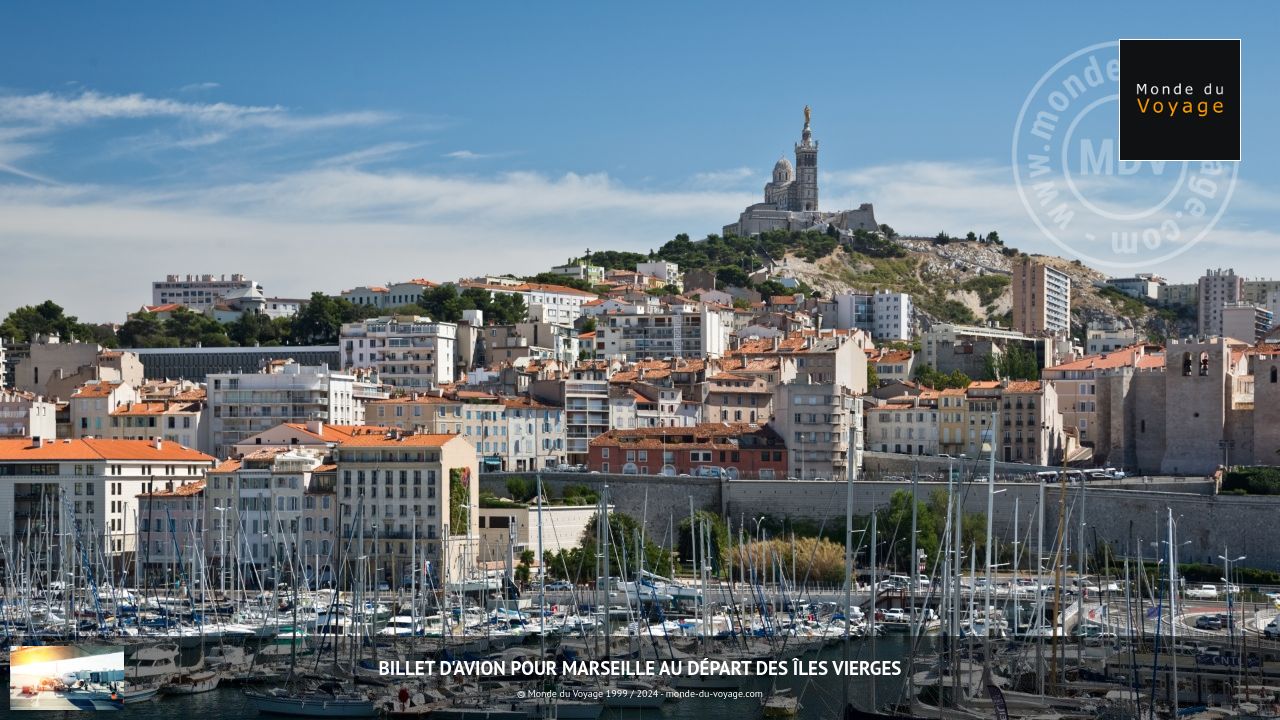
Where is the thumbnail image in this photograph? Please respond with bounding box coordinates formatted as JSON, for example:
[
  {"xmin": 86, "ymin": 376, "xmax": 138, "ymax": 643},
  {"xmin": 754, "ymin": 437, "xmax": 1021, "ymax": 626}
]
[{"xmin": 10, "ymin": 645, "xmax": 126, "ymax": 711}]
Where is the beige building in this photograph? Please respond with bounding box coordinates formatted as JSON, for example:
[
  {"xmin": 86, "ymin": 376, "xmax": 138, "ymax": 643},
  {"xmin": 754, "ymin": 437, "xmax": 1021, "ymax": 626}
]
[
  {"xmin": 333, "ymin": 431, "xmax": 478, "ymax": 589},
  {"xmin": 16, "ymin": 342, "xmax": 143, "ymax": 401},
  {"xmin": 476, "ymin": 502, "xmax": 604, "ymax": 570},
  {"xmin": 769, "ymin": 379, "xmax": 862, "ymax": 480},
  {"xmin": 703, "ymin": 372, "xmax": 773, "ymax": 424},
  {"xmin": 1012, "ymin": 257, "xmax": 1071, "ymax": 337},
  {"xmin": 997, "ymin": 380, "xmax": 1064, "ymax": 465},
  {"xmin": 1041, "ymin": 344, "xmax": 1164, "ymax": 456}
]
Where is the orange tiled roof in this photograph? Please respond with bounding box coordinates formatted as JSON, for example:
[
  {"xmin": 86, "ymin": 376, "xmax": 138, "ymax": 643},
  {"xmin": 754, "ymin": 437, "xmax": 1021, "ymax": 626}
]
[
  {"xmin": 1046, "ymin": 344, "xmax": 1165, "ymax": 373},
  {"xmin": 279, "ymin": 423, "xmax": 396, "ymax": 442},
  {"xmin": 0, "ymin": 438, "xmax": 213, "ymax": 462},
  {"xmin": 72, "ymin": 383, "xmax": 122, "ymax": 399},
  {"xmin": 111, "ymin": 401, "xmax": 200, "ymax": 416},
  {"xmin": 1004, "ymin": 380, "xmax": 1043, "ymax": 393},
  {"xmin": 139, "ymin": 479, "xmax": 206, "ymax": 498},
  {"xmin": 209, "ymin": 458, "xmax": 243, "ymax": 473},
  {"xmin": 337, "ymin": 432, "xmax": 457, "ymax": 448}
]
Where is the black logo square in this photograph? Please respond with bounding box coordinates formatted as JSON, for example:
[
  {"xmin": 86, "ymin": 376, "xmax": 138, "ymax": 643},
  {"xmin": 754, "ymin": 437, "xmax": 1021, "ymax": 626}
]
[{"xmin": 1119, "ymin": 39, "xmax": 1240, "ymax": 161}]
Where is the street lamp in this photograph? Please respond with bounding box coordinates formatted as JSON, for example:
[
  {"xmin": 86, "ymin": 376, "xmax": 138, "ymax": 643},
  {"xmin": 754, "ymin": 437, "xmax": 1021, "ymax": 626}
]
[{"xmin": 1217, "ymin": 552, "xmax": 1246, "ymax": 645}]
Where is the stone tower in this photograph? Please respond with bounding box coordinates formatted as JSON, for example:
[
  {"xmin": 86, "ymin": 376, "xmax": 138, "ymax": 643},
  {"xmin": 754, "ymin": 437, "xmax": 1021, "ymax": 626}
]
[{"xmin": 792, "ymin": 105, "xmax": 819, "ymax": 212}]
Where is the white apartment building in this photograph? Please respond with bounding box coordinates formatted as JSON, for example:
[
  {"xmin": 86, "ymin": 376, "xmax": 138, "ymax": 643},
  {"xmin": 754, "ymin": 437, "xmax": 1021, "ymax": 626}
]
[
  {"xmin": 204, "ymin": 448, "xmax": 327, "ymax": 585},
  {"xmin": 339, "ymin": 279, "xmax": 438, "ymax": 309},
  {"xmin": 635, "ymin": 261, "xmax": 681, "ymax": 287},
  {"xmin": 871, "ymin": 290, "xmax": 913, "ymax": 341},
  {"xmin": 867, "ymin": 397, "xmax": 940, "ymax": 456},
  {"xmin": 340, "ymin": 316, "xmax": 457, "ymax": 389},
  {"xmin": 152, "ymin": 274, "xmax": 259, "ymax": 311},
  {"xmin": 1085, "ymin": 322, "xmax": 1138, "ymax": 355},
  {"xmin": 208, "ymin": 362, "xmax": 362, "ymax": 458},
  {"xmin": 0, "ymin": 389, "xmax": 56, "ymax": 439},
  {"xmin": 530, "ymin": 365, "xmax": 611, "ymax": 464},
  {"xmin": 595, "ymin": 303, "xmax": 730, "ymax": 361},
  {"xmin": 0, "ymin": 437, "xmax": 215, "ymax": 570}
]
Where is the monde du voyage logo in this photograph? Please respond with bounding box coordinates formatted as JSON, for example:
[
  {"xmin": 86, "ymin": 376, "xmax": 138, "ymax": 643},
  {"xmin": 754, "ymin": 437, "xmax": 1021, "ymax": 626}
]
[{"xmin": 1013, "ymin": 40, "xmax": 1240, "ymax": 269}]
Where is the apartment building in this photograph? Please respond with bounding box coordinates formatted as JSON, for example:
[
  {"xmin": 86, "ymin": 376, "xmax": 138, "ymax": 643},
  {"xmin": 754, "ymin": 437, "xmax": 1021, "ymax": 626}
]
[
  {"xmin": 997, "ymin": 380, "xmax": 1063, "ymax": 465},
  {"xmin": 203, "ymin": 448, "xmax": 328, "ymax": 588},
  {"xmin": 0, "ymin": 388, "xmax": 56, "ymax": 439},
  {"xmin": 340, "ymin": 315, "xmax": 457, "ymax": 389},
  {"xmin": 770, "ymin": 380, "xmax": 862, "ymax": 481},
  {"xmin": 366, "ymin": 392, "xmax": 567, "ymax": 471},
  {"xmin": 208, "ymin": 362, "xmax": 364, "ymax": 458},
  {"xmin": 1198, "ymin": 268, "xmax": 1244, "ymax": 337},
  {"xmin": 16, "ymin": 342, "xmax": 144, "ymax": 401},
  {"xmin": 334, "ymin": 431, "xmax": 478, "ymax": 589},
  {"xmin": 595, "ymin": 302, "xmax": 730, "ymax": 361},
  {"xmin": 339, "ymin": 279, "xmax": 438, "ymax": 309},
  {"xmin": 1012, "ymin": 257, "xmax": 1071, "ymax": 336},
  {"xmin": 867, "ymin": 393, "xmax": 939, "ymax": 456},
  {"xmin": 135, "ymin": 479, "xmax": 206, "ymax": 583},
  {"xmin": 530, "ymin": 364, "xmax": 612, "ymax": 465},
  {"xmin": 0, "ymin": 437, "xmax": 214, "ymax": 573},
  {"xmin": 733, "ymin": 331, "xmax": 869, "ymax": 394},
  {"xmin": 703, "ymin": 372, "xmax": 773, "ymax": 424},
  {"xmin": 1221, "ymin": 303, "xmax": 1273, "ymax": 343}
]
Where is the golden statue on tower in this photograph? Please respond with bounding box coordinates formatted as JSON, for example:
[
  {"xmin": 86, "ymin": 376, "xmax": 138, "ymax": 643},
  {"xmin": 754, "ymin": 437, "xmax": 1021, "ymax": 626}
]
[{"xmin": 804, "ymin": 105, "xmax": 811, "ymax": 125}]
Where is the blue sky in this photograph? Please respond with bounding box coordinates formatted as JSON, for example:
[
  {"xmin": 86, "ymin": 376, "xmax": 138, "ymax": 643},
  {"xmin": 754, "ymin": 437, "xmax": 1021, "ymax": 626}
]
[{"xmin": 1, "ymin": 2, "xmax": 1277, "ymax": 321}]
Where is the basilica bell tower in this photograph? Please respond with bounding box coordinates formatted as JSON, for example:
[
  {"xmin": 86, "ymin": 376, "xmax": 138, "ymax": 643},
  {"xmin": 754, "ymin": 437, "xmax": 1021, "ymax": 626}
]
[{"xmin": 793, "ymin": 105, "xmax": 819, "ymax": 212}]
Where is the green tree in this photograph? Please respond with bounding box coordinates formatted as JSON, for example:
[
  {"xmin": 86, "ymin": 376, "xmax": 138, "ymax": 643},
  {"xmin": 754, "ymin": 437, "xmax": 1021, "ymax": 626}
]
[
  {"xmin": 117, "ymin": 312, "xmax": 166, "ymax": 347},
  {"xmin": 875, "ymin": 490, "xmax": 941, "ymax": 572},
  {"xmin": 980, "ymin": 344, "xmax": 1040, "ymax": 381},
  {"xmin": 448, "ymin": 468, "xmax": 472, "ymax": 534},
  {"xmin": 163, "ymin": 308, "xmax": 229, "ymax": 346},
  {"xmin": 419, "ymin": 285, "xmax": 465, "ymax": 323},
  {"xmin": 505, "ymin": 476, "xmax": 536, "ymax": 502},
  {"xmin": 0, "ymin": 300, "xmax": 97, "ymax": 343},
  {"xmin": 291, "ymin": 292, "xmax": 349, "ymax": 344},
  {"xmin": 867, "ymin": 363, "xmax": 880, "ymax": 389}
]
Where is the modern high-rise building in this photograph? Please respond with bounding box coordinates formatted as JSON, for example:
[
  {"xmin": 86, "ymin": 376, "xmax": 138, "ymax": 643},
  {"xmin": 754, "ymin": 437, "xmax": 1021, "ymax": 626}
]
[
  {"xmin": 1197, "ymin": 267, "xmax": 1244, "ymax": 337},
  {"xmin": 1012, "ymin": 257, "xmax": 1071, "ymax": 336}
]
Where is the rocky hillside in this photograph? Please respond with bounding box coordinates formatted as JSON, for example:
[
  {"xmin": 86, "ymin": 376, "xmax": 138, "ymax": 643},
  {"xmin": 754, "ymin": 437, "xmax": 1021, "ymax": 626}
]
[{"xmin": 770, "ymin": 235, "xmax": 1194, "ymax": 342}]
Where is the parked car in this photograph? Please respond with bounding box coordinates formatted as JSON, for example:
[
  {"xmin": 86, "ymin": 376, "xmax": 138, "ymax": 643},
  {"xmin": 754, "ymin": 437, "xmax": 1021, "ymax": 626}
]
[
  {"xmin": 1195, "ymin": 615, "xmax": 1223, "ymax": 630},
  {"xmin": 1186, "ymin": 584, "xmax": 1220, "ymax": 599},
  {"xmin": 881, "ymin": 608, "xmax": 907, "ymax": 622},
  {"xmin": 544, "ymin": 580, "xmax": 573, "ymax": 591},
  {"xmin": 1264, "ymin": 618, "xmax": 1279, "ymax": 639}
]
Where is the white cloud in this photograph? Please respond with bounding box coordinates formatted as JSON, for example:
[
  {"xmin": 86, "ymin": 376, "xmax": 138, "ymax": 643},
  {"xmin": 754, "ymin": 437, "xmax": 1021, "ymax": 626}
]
[
  {"xmin": 442, "ymin": 149, "xmax": 515, "ymax": 160},
  {"xmin": 688, "ymin": 167, "xmax": 758, "ymax": 190},
  {"xmin": 319, "ymin": 142, "xmax": 424, "ymax": 168},
  {"xmin": 179, "ymin": 82, "xmax": 221, "ymax": 92},
  {"xmin": 0, "ymin": 90, "xmax": 393, "ymax": 134}
]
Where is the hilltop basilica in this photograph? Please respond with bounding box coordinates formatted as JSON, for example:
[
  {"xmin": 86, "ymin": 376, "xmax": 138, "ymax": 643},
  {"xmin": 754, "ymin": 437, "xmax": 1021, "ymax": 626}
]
[{"xmin": 723, "ymin": 106, "xmax": 880, "ymax": 238}]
